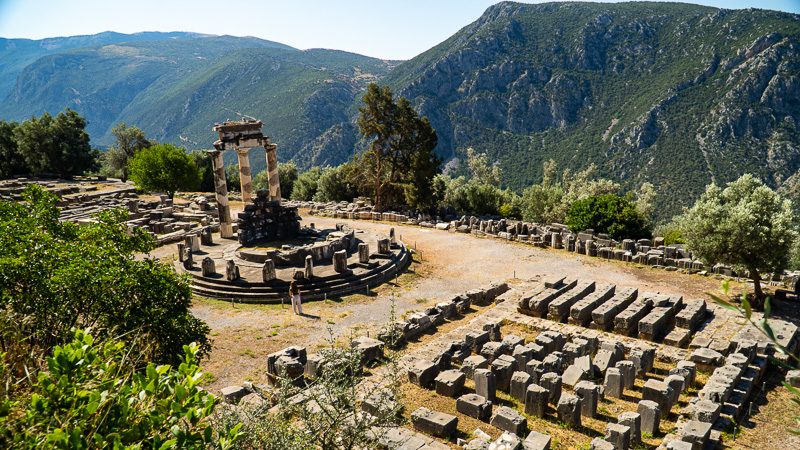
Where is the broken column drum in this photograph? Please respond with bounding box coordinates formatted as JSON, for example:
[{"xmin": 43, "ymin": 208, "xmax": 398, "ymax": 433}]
[
  {"xmin": 206, "ymin": 149, "xmax": 233, "ymax": 238},
  {"xmin": 212, "ymin": 119, "xmax": 299, "ymax": 245},
  {"xmin": 358, "ymin": 243, "xmax": 370, "ymax": 264}
]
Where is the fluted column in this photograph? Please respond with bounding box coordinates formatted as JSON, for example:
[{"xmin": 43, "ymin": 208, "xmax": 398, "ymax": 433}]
[
  {"xmin": 236, "ymin": 147, "xmax": 253, "ymax": 204},
  {"xmin": 264, "ymin": 141, "xmax": 281, "ymax": 203},
  {"xmin": 207, "ymin": 149, "xmax": 233, "ymax": 238}
]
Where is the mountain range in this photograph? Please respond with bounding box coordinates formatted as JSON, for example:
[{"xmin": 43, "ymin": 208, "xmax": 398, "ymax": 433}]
[{"xmin": 1, "ymin": 2, "xmax": 799, "ymax": 219}]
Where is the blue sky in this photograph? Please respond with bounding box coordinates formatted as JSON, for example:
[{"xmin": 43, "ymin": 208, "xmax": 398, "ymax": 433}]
[{"xmin": 0, "ymin": 0, "xmax": 797, "ymax": 60}]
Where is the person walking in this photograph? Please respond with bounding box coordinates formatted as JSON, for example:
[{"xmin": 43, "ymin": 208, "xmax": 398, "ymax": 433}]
[{"xmin": 290, "ymin": 280, "xmax": 303, "ymax": 315}]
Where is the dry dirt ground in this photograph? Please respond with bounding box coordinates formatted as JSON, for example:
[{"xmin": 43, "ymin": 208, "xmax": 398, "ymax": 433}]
[{"xmin": 149, "ymin": 212, "xmax": 800, "ymax": 449}]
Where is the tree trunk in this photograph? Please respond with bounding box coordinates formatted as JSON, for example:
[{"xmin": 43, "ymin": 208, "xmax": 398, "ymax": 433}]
[{"xmin": 751, "ymin": 267, "xmax": 765, "ymax": 310}]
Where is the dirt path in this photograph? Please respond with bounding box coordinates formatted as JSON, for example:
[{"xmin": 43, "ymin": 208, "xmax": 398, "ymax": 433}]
[{"xmin": 189, "ymin": 214, "xmax": 724, "ymax": 393}]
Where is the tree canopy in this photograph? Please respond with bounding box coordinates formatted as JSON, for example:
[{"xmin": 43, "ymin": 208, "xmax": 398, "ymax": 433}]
[
  {"xmin": 676, "ymin": 174, "xmax": 798, "ymax": 306},
  {"xmin": 129, "ymin": 143, "xmax": 201, "ymax": 198},
  {"xmin": 13, "ymin": 109, "xmax": 97, "ymax": 178},
  {"xmin": 0, "ymin": 185, "xmax": 210, "ymax": 364},
  {"xmin": 357, "ymin": 83, "xmax": 440, "ymax": 210},
  {"xmin": 566, "ymin": 194, "xmax": 652, "ymax": 240},
  {"xmin": 101, "ymin": 122, "xmax": 152, "ymax": 181}
]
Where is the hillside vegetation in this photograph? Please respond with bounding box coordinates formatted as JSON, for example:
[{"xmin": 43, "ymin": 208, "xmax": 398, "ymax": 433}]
[{"xmin": 2, "ymin": 2, "xmax": 800, "ymax": 217}]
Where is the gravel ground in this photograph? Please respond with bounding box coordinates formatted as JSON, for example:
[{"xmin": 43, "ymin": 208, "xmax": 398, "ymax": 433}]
[{"xmin": 184, "ymin": 214, "xmax": 727, "ymax": 392}]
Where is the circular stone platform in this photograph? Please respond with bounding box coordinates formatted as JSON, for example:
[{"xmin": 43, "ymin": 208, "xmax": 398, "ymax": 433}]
[{"xmin": 175, "ymin": 224, "xmax": 410, "ymax": 303}]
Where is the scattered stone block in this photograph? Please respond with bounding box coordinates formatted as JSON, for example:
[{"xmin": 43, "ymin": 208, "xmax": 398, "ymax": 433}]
[
  {"xmin": 557, "ymin": 393, "xmax": 582, "ymax": 427},
  {"xmin": 503, "ymin": 334, "xmax": 525, "ymax": 350},
  {"xmin": 362, "ymin": 389, "xmax": 400, "ymax": 417},
  {"xmin": 591, "ymin": 350, "xmax": 613, "ymax": 375},
  {"xmin": 352, "ymin": 336, "xmax": 384, "ymax": 365},
  {"xmin": 680, "ymin": 420, "xmax": 711, "ymax": 450},
  {"xmin": 510, "ymin": 371, "xmax": 533, "ymax": 403},
  {"xmin": 787, "ymin": 369, "xmax": 800, "ymax": 388},
  {"xmin": 492, "ymin": 355, "xmax": 518, "ymax": 391},
  {"xmin": 664, "ymin": 374, "xmax": 686, "ymax": 406},
  {"xmin": 618, "ymin": 412, "xmax": 641, "ymax": 447},
  {"xmin": 605, "ymin": 423, "xmax": 631, "ymax": 450},
  {"xmin": 604, "ymin": 367, "xmax": 624, "ymax": 399},
  {"xmin": 589, "ymin": 438, "xmax": 614, "ymax": 450},
  {"xmin": 483, "ymin": 321, "xmax": 502, "ymax": 341},
  {"xmin": 220, "ymin": 386, "xmax": 247, "ymax": 404},
  {"xmin": 642, "ymin": 379, "xmax": 674, "ymax": 412},
  {"xmin": 411, "ymin": 407, "xmax": 458, "ymax": 438},
  {"xmin": 201, "ymin": 257, "xmax": 216, "ymax": 276},
  {"xmin": 574, "ymin": 381, "xmax": 599, "ymax": 418},
  {"xmin": 456, "ymin": 393, "xmax": 492, "ymax": 420},
  {"xmin": 481, "ymin": 341, "xmax": 508, "ymax": 364},
  {"xmin": 466, "ymin": 330, "xmax": 491, "ymax": 353},
  {"xmin": 692, "ymin": 399, "xmax": 721, "ymax": 423},
  {"xmin": 523, "ymin": 430, "xmax": 552, "ymax": 450},
  {"xmin": 670, "ymin": 360, "xmax": 697, "ymax": 387},
  {"xmin": 475, "ymin": 368, "xmax": 497, "ymax": 402},
  {"xmin": 304, "ymin": 353, "xmax": 325, "ymax": 379},
  {"xmin": 667, "ymin": 441, "xmax": 693, "ymax": 450},
  {"xmin": 491, "ymin": 406, "xmax": 527, "ymax": 436},
  {"xmin": 539, "ymin": 372, "xmax": 562, "ymax": 404},
  {"xmin": 408, "ymin": 360, "xmax": 439, "ymax": 387},
  {"xmin": 435, "ymin": 369, "xmax": 466, "ymax": 397},
  {"xmin": 616, "ymin": 360, "xmax": 636, "ymax": 390},
  {"xmin": 638, "ymin": 400, "xmax": 661, "ymax": 435},
  {"xmin": 562, "ymin": 363, "xmax": 587, "ymax": 388},
  {"xmin": 461, "ymin": 355, "xmax": 489, "ymax": 379},
  {"xmin": 513, "ymin": 345, "xmax": 535, "ymax": 371},
  {"xmin": 525, "ymin": 384, "xmax": 549, "ymax": 417}
]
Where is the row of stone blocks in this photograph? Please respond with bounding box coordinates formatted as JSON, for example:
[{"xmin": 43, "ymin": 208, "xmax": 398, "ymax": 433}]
[
  {"xmin": 519, "ymin": 276, "xmax": 710, "ymax": 349},
  {"xmin": 380, "ymin": 282, "xmax": 508, "ymax": 347}
]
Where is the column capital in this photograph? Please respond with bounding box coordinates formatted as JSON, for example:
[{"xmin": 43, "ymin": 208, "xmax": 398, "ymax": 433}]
[
  {"xmin": 235, "ymin": 147, "xmax": 251, "ymax": 156},
  {"xmin": 205, "ymin": 148, "xmax": 222, "ymax": 156}
]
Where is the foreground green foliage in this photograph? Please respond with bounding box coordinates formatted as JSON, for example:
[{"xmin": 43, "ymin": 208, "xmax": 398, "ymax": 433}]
[
  {"xmin": 676, "ymin": 174, "xmax": 798, "ymax": 306},
  {"xmin": 129, "ymin": 143, "xmax": 201, "ymax": 198},
  {"xmin": 566, "ymin": 194, "xmax": 652, "ymax": 240},
  {"xmin": 0, "ymin": 329, "xmax": 241, "ymax": 449},
  {"xmin": 0, "ymin": 185, "xmax": 210, "ymax": 365}
]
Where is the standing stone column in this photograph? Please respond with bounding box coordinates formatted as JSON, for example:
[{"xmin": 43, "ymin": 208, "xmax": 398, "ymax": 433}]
[
  {"xmin": 305, "ymin": 255, "xmax": 313, "ymax": 279},
  {"xmin": 264, "ymin": 141, "xmax": 281, "ymax": 203},
  {"xmin": 333, "ymin": 250, "xmax": 348, "ymax": 273},
  {"xmin": 262, "ymin": 259, "xmax": 276, "ymax": 282},
  {"xmin": 207, "ymin": 149, "xmax": 233, "ymax": 238},
  {"xmin": 236, "ymin": 147, "xmax": 254, "ymax": 204},
  {"xmin": 358, "ymin": 243, "xmax": 370, "ymax": 264}
]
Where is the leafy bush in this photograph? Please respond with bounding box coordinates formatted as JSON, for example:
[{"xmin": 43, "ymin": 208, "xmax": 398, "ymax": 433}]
[
  {"xmin": 314, "ymin": 164, "xmax": 360, "ymax": 203},
  {"xmin": 129, "ymin": 143, "xmax": 201, "ymax": 198},
  {"xmin": 566, "ymin": 194, "xmax": 652, "ymax": 240},
  {"xmin": 0, "ymin": 329, "xmax": 241, "ymax": 449},
  {"xmin": 0, "ymin": 185, "xmax": 210, "ymax": 365},
  {"xmin": 291, "ymin": 167, "xmax": 322, "ymax": 201}
]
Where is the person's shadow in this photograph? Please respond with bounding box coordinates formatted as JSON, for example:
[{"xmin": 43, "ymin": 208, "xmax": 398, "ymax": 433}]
[{"xmin": 298, "ymin": 312, "xmax": 321, "ymax": 319}]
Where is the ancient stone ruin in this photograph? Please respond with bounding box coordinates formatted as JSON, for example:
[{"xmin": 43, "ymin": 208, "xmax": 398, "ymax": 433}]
[{"xmin": 208, "ymin": 119, "xmax": 300, "ymax": 244}]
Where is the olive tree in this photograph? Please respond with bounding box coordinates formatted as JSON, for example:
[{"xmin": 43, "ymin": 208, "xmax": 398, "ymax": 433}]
[
  {"xmin": 129, "ymin": 143, "xmax": 201, "ymax": 198},
  {"xmin": 676, "ymin": 174, "xmax": 798, "ymax": 308}
]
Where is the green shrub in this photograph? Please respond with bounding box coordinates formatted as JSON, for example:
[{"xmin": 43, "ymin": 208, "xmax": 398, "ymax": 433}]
[
  {"xmin": 566, "ymin": 194, "xmax": 652, "ymax": 240},
  {"xmin": 0, "ymin": 329, "xmax": 241, "ymax": 449}
]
